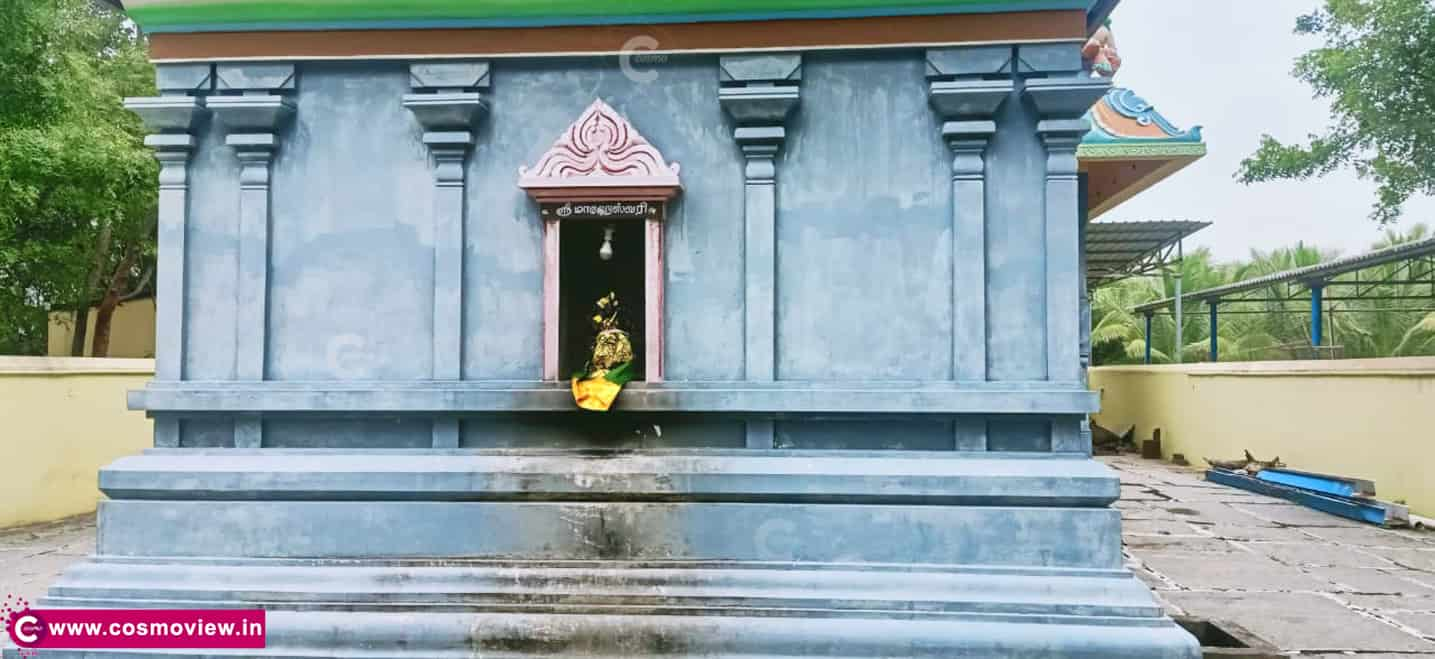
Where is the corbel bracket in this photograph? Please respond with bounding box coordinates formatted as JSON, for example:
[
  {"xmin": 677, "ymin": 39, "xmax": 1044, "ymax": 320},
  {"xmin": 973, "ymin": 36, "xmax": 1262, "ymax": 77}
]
[{"xmin": 403, "ymin": 60, "xmax": 490, "ymax": 132}]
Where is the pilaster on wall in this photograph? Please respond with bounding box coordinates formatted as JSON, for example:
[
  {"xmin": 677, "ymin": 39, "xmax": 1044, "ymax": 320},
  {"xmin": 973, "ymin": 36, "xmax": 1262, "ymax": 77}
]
[
  {"xmin": 1021, "ymin": 45, "xmax": 1108, "ymax": 390},
  {"xmin": 1021, "ymin": 43, "xmax": 1108, "ymax": 454},
  {"xmin": 926, "ymin": 46, "xmax": 1017, "ymax": 451},
  {"xmin": 403, "ymin": 61, "xmax": 490, "ymax": 450},
  {"xmin": 209, "ymin": 63, "xmax": 297, "ymax": 449},
  {"xmin": 124, "ymin": 64, "xmax": 213, "ymax": 449},
  {"xmin": 720, "ymin": 54, "xmax": 801, "ymax": 450}
]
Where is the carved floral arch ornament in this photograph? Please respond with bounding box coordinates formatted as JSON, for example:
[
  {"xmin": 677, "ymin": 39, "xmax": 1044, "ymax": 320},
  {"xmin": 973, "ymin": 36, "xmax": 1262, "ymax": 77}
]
[
  {"xmin": 519, "ymin": 99, "xmax": 681, "ymax": 382},
  {"xmin": 519, "ymin": 98, "xmax": 682, "ymax": 201}
]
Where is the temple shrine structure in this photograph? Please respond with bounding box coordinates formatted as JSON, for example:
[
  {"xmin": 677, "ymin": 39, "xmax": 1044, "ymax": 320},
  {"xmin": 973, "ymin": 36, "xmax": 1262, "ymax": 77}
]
[{"xmin": 17, "ymin": 1, "xmax": 1209, "ymax": 656}]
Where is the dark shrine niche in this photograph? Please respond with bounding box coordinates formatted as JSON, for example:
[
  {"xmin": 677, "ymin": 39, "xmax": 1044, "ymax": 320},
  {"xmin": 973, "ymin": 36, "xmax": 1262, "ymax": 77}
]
[
  {"xmin": 557, "ymin": 217, "xmax": 648, "ymax": 380},
  {"xmin": 519, "ymin": 99, "xmax": 682, "ymax": 382}
]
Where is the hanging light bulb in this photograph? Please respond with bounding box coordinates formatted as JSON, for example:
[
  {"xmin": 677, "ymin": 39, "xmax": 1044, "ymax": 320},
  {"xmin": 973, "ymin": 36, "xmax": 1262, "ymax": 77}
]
[{"xmin": 599, "ymin": 225, "xmax": 615, "ymax": 261}]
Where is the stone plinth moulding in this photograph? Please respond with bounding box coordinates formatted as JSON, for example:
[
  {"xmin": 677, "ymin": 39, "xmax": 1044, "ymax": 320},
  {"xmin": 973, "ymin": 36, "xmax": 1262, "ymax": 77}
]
[
  {"xmin": 719, "ymin": 53, "xmax": 801, "ymax": 449},
  {"xmin": 926, "ymin": 46, "xmax": 1017, "ymax": 451},
  {"xmin": 123, "ymin": 63, "xmax": 213, "ymax": 449},
  {"xmin": 519, "ymin": 99, "xmax": 681, "ymax": 382},
  {"xmin": 403, "ymin": 60, "xmax": 489, "ymax": 449},
  {"xmin": 209, "ymin": 63, "xmax": 297, "ymax": 449},
  {"xmin": 1022, "ymin": 44, "xmax": 1110, "ymax": 454}
]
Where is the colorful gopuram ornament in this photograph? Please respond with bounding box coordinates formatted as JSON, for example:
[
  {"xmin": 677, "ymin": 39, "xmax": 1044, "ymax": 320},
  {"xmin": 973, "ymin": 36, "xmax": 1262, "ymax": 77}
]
[
  {"xmin": 1083, "ymin": 20, "xmax": 1122, "ymax": 78},
  {"xmin": 1079, "ymin": 87, "xmax": 1207, "ymax": 218}
]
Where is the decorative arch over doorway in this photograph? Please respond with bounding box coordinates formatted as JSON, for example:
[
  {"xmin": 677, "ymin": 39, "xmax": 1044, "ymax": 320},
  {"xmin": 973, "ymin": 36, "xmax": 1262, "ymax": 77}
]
[{"xmin": 519, "ymin": 99, "xmax": 681, "ymax": 382}]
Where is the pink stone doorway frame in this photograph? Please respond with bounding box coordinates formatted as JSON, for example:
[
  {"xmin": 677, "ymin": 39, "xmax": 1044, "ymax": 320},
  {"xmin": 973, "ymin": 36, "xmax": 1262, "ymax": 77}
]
[{"xmin": 519, "ymin": 99, "xmax": 682, "ymax": 382}]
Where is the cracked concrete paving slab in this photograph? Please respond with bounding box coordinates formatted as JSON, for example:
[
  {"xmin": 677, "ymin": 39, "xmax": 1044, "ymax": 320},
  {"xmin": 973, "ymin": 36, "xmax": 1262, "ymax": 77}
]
[
  {"xmin": 1125, "ymin": 535, "xmax": 1240, "ymax": 552},
  {"xmin": 1303, "ymin": 526, "xmax": 1435, "ymax": 548},
  {"xmin": 1159, "ymin": 591, "xmax": 1435, "ymax": 652},
  {"xmin": 1136, "ymin": 551, "xmax": 1331, "ymax": 590},
  {"xmin": 1232, "ymin": 502, "xmax": 1368, "ymax": 527},
  {"xmin": 1119, "ymin": 485, "xmax": 1167, "ymax": 501},
  {"xmin": 1335, "ymin": 593, "xmax": 1435, "ymax": 611},
  {"xmin": 1117, "ymin": 502, "xmax": 1183, "ymax": 521},
  {"xmin": 1122, "ymin": 519, "xmax": 1203, "ymax": 535},
  {"xmin": 1306, "ymin": 566, "xmax": 1435, "ymax": 594},
  {"xmin": 1158, "ymin": 500, "xmax": 1283, "ymax": 526},
  {"xmin": 1362, "ymin": 549, "xmax": 1435, "ymax": 573},
  {"xmin": 1201, "ymin": 524, "xmax": 1315, "ymax": 541},
  {"xmin": 1106, "ymin": 455, "xmax": 1435, "ymax": 654},
  {"xmin": 1249, "ymin": 541, "xmax": 1400, "ymax": 568},
  {"xmin": 1303, "ymin": 654, "xmax": 1435, "ymax": 658},
  {"xmin": 1149, "ymin": 484, "xmax": 1268, "ymax": 502},
  {"xmin": 1387, "ymin": 612, "xmax": 1435, "ymax": 637}
]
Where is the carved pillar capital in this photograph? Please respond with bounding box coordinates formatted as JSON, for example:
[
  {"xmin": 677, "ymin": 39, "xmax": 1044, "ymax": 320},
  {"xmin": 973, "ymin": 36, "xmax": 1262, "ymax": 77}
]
[
  {"xmin": 403, "ymin": 60, "xmax": 490, "ymax": 154},
  {"xmin": 941, "ymin": 120, "xmax": 997, "ymax": 180},
  {"xmin": 423, "ymin": 132, "xmax": 476, "ymax": 186},
  {"xmin": 719, "ymin": 55, "xmax": 801, "ymax": 119},
  {"xmin": 127, "ymin": 84, "xmax": 210, "ymax": 182},
  {"xmin": 1019, "ymin": 43, "xmax": 1110, "ymax": 155},
  {"xmin": 734, "ymin": 126, "xmax": 785, "ymax": 182},
  {"xmin": 210, "ymin": 63, "xmax": 297, "ymax": 143},
  {"xmin": 720, "ymin": 54, "xmax": 801, "ymax": 163},
  {"xmin": 1035, "ymin": 119, "xmax": 1090, "ymax": 179},
  {"xmin": 925, "ymin": 47, "xmax": 1014, "ymax": 190},
  {"xmin": 925, "ymin": 46, "xmax": 1017, "ymax": 120}
]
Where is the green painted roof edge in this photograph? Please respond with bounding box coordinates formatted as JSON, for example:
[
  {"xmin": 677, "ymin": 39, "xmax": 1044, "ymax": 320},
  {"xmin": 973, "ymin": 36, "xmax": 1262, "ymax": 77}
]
[
  {"xmin": 1077, "ymin": 142, "xmax": 1208, "ymax": 160},
  {"xmin": 126, "ymin": 0, "xmax": 1092, "ymax": 33}
]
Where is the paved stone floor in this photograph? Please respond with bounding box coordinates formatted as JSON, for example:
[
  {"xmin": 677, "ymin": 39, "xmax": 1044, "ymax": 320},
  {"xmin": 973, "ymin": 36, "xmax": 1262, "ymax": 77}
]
[
  {"xmin": 1106, "ymin": 453, "xmax": 1435, "ymax": 656},
  {"xmin": 0, "ymin": 514, "xmax": 94, "ymax": 607},
  {"xmin": 5, "ymin": 463, "xmax": 1435, "ymax": 656}
]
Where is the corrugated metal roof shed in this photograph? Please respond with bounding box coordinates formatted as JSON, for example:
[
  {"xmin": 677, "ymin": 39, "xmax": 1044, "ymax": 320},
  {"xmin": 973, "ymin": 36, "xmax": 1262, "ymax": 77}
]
[
  {"xmin": 1086, "ymin": 220, "xmax": 1209, "ymax": 287},
  {"xmin": 1133, "ymin": 234, "xmax": 1435, "ymax": 312}
]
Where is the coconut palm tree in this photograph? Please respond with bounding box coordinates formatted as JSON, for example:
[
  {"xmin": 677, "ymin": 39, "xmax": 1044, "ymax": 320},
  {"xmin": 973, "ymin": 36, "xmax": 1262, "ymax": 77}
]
[{"xmin": 1088, "ymin": 226, "xmax": 1435, "ymax": 364}]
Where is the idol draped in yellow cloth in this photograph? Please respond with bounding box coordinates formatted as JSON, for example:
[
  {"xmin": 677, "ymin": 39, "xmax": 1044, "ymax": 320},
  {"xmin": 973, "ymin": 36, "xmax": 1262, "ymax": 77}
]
[{"xmin": 571, "ymin": 292, "xmax": 636, "ymax": 411}]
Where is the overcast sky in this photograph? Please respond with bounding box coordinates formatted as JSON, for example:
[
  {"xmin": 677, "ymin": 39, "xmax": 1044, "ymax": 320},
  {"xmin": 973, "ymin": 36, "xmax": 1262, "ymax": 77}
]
[{"xmin": 1105, "ymin": 0, "xmax": 1435, "ymax": 262}]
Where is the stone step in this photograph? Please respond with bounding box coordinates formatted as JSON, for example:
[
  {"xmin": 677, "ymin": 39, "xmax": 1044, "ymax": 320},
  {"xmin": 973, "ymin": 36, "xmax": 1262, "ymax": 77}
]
[
  {"xmin": 49, "ymin": 559, "xmax": 1163, "ymax": 619},
  {"xmin": 101, "ymin": 450, "xmax": 1118, "ymax": 506}
]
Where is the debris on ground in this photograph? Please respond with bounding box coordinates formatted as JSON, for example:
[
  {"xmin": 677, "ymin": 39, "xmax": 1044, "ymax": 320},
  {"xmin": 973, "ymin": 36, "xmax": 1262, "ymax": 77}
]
[
  {"xmin": 1091, "ymin": 421, "xmax": 1135, "ymax": 455},
  {"xmin": 1206, "ymin": 463, "xmax": 1410, "ymax": 528},
  {"xmin": 1205, "ymin": 450, "xmax": 1284, "ymax": 474}
]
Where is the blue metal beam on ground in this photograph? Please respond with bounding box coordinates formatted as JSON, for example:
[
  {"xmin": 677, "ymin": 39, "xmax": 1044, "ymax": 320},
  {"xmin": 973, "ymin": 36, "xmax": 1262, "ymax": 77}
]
[
  {"xmin": 1257, "ymin": 468, "xmax": 1375, "ymax": 499},
  {"xmin": 1311, "ymin": 285, "xmax": 1324, "ymax": 347},
  {"xmin": 1208, "ymin": 302, "xmax": 1218, "ymax": 362},
  {"xmin": 1205, "ymin": 469, "xmax": 1399, "ymax": 526},
  {"xmin": 1143, "ymin": 312, "xmax": 1153, "ymax": 364}
]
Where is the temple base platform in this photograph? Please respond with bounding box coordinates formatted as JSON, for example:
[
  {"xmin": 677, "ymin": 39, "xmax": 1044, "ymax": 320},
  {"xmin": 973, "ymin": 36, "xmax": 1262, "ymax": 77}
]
[{"xmin": 10, "ymin": 449, "xmax": 1199, "ymax": 658}]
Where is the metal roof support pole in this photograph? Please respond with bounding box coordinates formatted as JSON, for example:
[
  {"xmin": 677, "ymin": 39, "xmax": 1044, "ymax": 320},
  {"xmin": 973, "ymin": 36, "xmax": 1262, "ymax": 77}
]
[
  {"xmin": 1143, "ymin": 312, "xmax": 1153, "ymax": 364},
  {"xmin": 1208, "ymin": 301, "xmax": 1218, "ymax": 363},
  {"xmin": 1310, "ymin": 284, "xmax": 1324, "ymax": 352},
  {"xmin": 1172, "ymin": 239, "xmax": 1184, "ymax": 364}
]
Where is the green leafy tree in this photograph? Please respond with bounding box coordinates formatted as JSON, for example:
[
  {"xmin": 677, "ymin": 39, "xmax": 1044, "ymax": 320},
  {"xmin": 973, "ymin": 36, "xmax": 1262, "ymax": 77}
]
[
  {"xmin": 0, "ymin": 0, "xmax": 156, "ymax": 356},
  {"xmin": 1237, "ymin": 0, "xmax": 1435, "ymax": 225}
]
